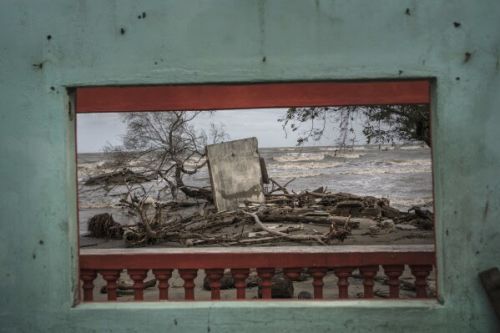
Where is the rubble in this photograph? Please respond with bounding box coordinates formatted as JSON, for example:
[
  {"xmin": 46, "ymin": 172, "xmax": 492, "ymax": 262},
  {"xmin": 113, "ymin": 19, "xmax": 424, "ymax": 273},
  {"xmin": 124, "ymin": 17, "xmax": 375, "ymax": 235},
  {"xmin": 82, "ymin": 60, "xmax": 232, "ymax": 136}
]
[
  {"xmin": 368, "ymin": 225, "xmax": 381, "ymax": 235},
  {"xmin": 203, "ymin": 270, "xmax": 236, "ymax": 290},
  {"xmin": 297, "ymin": 291, "xmax": 313, "ymax": 299},
  {"xmin": 258, "ymin": 273, "xmax": 294, "ymax": 299},
  {"xmin": 380, "ymin": 219, "xmax": 395, "ymax": 230}
]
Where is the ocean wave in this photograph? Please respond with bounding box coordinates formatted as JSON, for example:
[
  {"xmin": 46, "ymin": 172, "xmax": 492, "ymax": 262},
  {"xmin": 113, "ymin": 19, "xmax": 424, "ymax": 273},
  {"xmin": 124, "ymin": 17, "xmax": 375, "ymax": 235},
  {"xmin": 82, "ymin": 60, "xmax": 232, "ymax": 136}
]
[
  {"xmin": 328, "ymin": 152, "xmax": 364, "ymax": 159},
  {"xmin": 367, "ymin": 158, "xmax": 431, "ymax": 168},
  {"xmin": 272, "ymin": 152, "xmax": 363, "ymax": 163},
  {"xmin": 272, "ymin": 153, "xmax": 324, "ymax": 162},
  {"xmin": 384, "ymin": 159, "xmax": 431, "ymax": 167},
  {"xmin": 271, "ymin": 171, "xmax": 331, "ymax": 180},
  {"xmin": 389, "ymin": 197, "xmax": 434, "ymax": 210},
  {"xmin": 335, "ymin": 165, "xmax": 431, "ymax": 176},
  {"xmin": 268, "ymin": 161, "xmax": 342, "ymax": 171}
]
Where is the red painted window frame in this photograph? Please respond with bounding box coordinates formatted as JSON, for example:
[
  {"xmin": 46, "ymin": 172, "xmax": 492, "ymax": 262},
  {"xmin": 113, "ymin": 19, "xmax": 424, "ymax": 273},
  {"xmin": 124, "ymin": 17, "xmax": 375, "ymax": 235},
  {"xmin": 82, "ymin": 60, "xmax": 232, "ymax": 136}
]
[{"xmin": 75, "ymin": 80, "xmax": 430, "ymax": 113}]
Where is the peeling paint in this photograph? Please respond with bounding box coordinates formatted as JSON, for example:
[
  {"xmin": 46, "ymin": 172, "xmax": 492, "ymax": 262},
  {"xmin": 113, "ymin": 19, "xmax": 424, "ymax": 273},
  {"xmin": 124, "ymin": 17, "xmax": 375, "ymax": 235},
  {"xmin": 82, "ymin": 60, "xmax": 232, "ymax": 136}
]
[
  {"xmin": 32, "ymin": 62, "xmax": 45, "ymax": 70},
  {"xmin": 464, "ymin": 52, "xmax": 472, "ymax": 63}
]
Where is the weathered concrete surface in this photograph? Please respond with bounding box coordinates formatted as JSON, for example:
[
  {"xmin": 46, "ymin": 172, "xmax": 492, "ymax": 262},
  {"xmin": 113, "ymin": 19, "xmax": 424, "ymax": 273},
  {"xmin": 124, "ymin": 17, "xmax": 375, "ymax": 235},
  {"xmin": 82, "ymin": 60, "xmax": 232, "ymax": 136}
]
[
  {"xmin": 207, "ymin": 138, "xmax": 265, "ymax": 211},
  {"xmin": 1, "ymin": 0, "xmax": 500, "ymax": 332}
]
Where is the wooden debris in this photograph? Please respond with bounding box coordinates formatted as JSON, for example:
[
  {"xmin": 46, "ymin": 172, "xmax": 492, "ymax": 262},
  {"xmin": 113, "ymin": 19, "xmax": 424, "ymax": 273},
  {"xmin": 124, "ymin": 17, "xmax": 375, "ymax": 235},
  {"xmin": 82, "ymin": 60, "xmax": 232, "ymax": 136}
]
[
  {"xmin": 86, "ymin": 179, "xmax": 433, "ymax": 247},
  {"xmin": 244, "ymin": 211, "xmax": 348, "ymax": 245},
  {"xmin": 84, "ymin": 168, "xmax": 154, "ymax": 186}
]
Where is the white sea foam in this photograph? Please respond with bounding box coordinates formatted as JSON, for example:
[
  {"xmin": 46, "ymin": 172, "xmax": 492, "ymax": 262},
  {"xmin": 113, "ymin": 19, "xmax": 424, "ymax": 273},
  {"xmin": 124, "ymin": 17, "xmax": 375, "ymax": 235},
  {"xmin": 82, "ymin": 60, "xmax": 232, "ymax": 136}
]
[
  {"xmin": 335, "ymin": 165, "xmax": 431, "ymax": 176},
  {"xmin": 383, "ymin": 159, "xmax": 431, "ymax": 167},
  {"xmin": 271, "ymin": 171, "xmax": 331, "ymax": 180},
  {"xmin": 272, "ymin": 152, "xmax": 363, "ymax": 163},
  {"xmin": 268, "ymin": 161, "xmax": 342, "ymax": 171},
  {"xmin": 389, "ymin": 197, "xmax": 434, "ymax": 210},
  {"xmin": 399, "ymin": 145, "xmax": 429, "ymax": 150},
  {"xmin": 329, "ymin": 152, "xmax": 364, "ymax": 159},
  {"xmin": 272, "ymin": 153, "xmax": 325, "ymax": 162}
]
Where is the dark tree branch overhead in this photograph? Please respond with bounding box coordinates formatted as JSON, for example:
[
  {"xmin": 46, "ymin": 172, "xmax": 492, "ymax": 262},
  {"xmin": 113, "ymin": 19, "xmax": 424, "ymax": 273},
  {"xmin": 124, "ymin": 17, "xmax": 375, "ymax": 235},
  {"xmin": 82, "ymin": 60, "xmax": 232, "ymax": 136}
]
[{"xmin": 279, "ymin": 105, "xmax": 431, "ymax": 148}]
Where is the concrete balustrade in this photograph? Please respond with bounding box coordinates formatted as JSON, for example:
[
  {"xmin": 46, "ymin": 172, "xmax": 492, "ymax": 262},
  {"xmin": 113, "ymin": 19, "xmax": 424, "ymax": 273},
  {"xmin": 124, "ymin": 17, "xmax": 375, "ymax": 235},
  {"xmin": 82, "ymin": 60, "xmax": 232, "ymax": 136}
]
[{"xmin": 79, "ymin": 245, "xmax": 435, "ymax": 301}]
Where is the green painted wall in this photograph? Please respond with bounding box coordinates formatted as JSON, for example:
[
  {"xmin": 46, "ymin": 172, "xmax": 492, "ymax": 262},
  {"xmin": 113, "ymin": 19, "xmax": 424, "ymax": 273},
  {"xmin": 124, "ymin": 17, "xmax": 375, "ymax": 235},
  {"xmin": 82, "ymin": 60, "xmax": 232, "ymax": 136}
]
[{"xmin": 1, "ymin": 1, "xmax": 499, "ymax": 332}]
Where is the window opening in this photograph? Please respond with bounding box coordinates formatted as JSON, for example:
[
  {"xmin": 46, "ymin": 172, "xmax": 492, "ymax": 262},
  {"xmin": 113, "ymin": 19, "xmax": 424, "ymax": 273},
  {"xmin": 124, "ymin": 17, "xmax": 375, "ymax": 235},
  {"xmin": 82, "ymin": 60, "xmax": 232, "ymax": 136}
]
[{"xmin": 76, "ymin": 81, "xmax": 436, "ymax": 302}]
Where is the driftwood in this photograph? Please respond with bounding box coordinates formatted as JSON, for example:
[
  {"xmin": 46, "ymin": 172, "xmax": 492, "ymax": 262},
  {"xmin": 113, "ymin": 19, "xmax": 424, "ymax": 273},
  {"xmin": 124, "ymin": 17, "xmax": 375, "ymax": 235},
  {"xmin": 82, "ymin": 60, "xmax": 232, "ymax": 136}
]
[
  {"xmin": 258, "ymin": 213, "xmax": 333, "ymax": 224},
  {"xmin": 179, "ymin": 185, "xmax": 213, "ymax": 202},
  {"xmin": 244, "ymin": 212, "xmax": 326, "ymax": 245},
  {"xmin": 268, "ymin": 177, "xmax": 296, "ymax": 195},
  {"xmin": 100, "ymin": 202, "xmax": 351, "ymax": 247},
  {"xmin": 254, "ymin": 207, "xmax": 361, "ymax": 228},
  {"xmin": 84, "ymin": 168, "xmax": 154, "ymax": 186},
  {"xmin": 244, "ymin": 211, "xmax": 348, "ymax": 245}
]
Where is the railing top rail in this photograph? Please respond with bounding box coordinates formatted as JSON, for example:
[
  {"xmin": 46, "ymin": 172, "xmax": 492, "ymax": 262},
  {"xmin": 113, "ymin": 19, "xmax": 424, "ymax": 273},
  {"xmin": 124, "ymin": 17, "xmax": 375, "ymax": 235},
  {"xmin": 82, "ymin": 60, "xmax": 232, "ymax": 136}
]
[
  {"xmin": 80, "ymin": 245, "xmax": 435, "ymax": 270},
  {"xmin": 81, "ymin": 244, "xmax": 434, "ymax": 255}
]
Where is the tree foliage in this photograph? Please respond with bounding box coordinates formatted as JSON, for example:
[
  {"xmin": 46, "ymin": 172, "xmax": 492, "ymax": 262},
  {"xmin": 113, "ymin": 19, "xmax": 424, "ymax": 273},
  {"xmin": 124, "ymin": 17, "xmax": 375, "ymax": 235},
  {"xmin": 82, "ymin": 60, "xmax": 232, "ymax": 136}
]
[
  {"xmin": 107, "ymin": 111, "xmax": 228, "ymax": 200},
  {"xmin": 279, "ymin": 105, "xmax": 431, "ymax": 148}
]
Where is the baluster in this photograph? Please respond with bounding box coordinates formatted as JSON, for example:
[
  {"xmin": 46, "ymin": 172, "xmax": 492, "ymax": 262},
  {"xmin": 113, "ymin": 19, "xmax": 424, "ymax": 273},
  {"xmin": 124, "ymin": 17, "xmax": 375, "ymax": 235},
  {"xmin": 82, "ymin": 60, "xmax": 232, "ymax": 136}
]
[
  {"xmin": 231, "ymin": 268, "xmax": 250, "ymax": 299},
  {"xmin": 128, "ymin": 269, "xmax": 148, "ymax": 301},
  {"xmin": 359, "ymin": 266, "xmax": 379, "ymax": 299},
  {"xmin": 257, "ymin": 268, "xmax": 275, "ymax": 299},
  {"xmin": 308, "ymin": 267, "xmax": 327, "ymax": 299},
  {"xmin": 152, "ymin": 269, "xmax": 173, "ymax": 300},
  {"xmin": 80, "ymin": 269, "xmax": 97, "ymax": 302},
  {"xmin": 206, "ymin": 269, "xmax": 224, "ymax": 300},
  {"xmin": 179, "ymin": 269, "xmax": 198, "ymax": 300},
  {"xmin": 334, "ymin": 267, "xmax": 354, "ymax": 299},
  {"xmin": 383, "ymin": 265, "xmax": 405, "ymax": 298},
  {"xmin": 101, "ymin": 269, "xmax": 121, "ymax": 301},
  {"xmin": 410, "ymin": 265, "xmax": 433, "ymax": 298},
  {"xmin": 283, "ymin": 267, "xmax": 302, "ymax": 281}
]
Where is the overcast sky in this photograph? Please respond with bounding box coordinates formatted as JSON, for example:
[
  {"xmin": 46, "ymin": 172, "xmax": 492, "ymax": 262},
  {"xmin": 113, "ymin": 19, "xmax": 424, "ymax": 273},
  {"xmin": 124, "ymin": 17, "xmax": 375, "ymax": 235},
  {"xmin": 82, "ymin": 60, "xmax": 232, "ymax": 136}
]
[{"xmin": 77, "ymin": 108, "xmax": 364, "ymax": 153}]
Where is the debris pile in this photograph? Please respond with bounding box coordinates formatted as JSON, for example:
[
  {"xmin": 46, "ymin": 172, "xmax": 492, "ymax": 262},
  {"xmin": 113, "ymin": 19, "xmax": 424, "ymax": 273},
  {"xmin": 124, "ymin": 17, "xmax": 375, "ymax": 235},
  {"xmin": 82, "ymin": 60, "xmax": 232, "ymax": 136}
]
[
  {"xmin": 83, "ymin": 139, "xmax": 433, "ymax": 247},
  {"xmin": 85, "ymin": 180, "xmax": 433, "ymax": 247}
]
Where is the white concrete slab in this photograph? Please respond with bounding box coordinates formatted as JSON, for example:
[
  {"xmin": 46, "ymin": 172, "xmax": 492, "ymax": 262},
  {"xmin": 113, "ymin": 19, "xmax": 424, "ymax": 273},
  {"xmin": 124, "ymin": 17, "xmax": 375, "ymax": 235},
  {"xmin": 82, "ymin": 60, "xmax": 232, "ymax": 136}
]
[{"xmin": 206, "ymin": 137, "xmax": 265, "ymax": 211}]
